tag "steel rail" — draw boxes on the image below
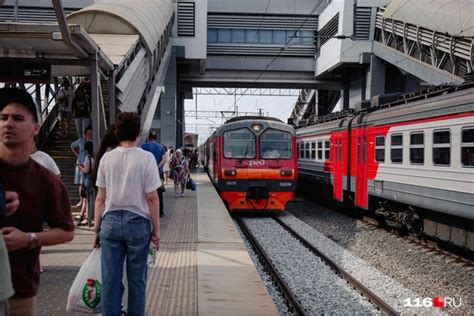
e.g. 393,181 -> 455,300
273,217 -> 399,316
234,216 -> 306,316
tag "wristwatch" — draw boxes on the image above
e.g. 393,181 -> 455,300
28,233 -> 39,249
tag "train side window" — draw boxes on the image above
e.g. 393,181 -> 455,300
325,140 -> 330,160
311,141 -> 316,159
305,142 -> 310,159
391,134 -> 403,163
461,128 -> 474,167
433,130 -> 450,166
317,141 -> 323,160
375,136 -> 385,162
297,142 -> 300,158
299,142 -> 304,159
223,128 -> 256,159
410,132 -> 424,164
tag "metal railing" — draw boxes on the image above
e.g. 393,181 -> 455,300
375,8 -> 473,78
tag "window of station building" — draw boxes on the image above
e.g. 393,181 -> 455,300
390,134 -> 403,163
259,30 -> 272,44
260,129 -> 292,159
409,132 -> 424,164
317,141 -> 323,160
231,29 -> 245,43
217,29 -> 231,42
272,30 -> 287,44
433,130 -> 450,166
208,29 -> 217,43
207,28 -> 314,46
325,140 -> 330,159
311,141 -> 316,159
375,136 -> 385,162
223,128 -> 255,159
461,127 -> 474,167
245,29 -> 259,43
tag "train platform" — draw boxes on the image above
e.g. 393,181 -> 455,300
36,170 -> 278,315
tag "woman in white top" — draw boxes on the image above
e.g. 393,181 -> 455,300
93,112 -> 160,316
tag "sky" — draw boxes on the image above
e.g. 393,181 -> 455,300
184,92 -> 299,144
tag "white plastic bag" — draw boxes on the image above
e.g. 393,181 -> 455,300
66,248 -> 102,313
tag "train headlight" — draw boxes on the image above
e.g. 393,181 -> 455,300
251,124 -> 263,133
224,169 -> 237,176
280,169 -> 292,176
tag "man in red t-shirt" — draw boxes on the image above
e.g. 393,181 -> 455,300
0,87 -> 74,316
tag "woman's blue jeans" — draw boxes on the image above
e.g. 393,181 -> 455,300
99,210 -> 151,316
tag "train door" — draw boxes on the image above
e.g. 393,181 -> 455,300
355,128 -> 368,209
332,134 -> 343,202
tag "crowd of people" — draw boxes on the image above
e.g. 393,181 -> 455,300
56,78 -> 91,139
0,85 -> 201,315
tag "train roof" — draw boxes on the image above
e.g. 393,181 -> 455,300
225,115 -> 284,124
296,82 -> 474,131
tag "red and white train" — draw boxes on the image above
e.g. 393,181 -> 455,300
202,116 -> 298,212
296,83 -> 474,250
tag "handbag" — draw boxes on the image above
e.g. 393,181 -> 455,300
67,248 -> 102,313
186,177 -> 192,190
186,177 -> 196,191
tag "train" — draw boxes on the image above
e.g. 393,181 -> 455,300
296,82 -> 474,251
201,116 -> 298,212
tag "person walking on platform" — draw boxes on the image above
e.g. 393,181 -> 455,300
72,87 -> 91,139
171,148 -> 189,197
30,136 -> 61,177
0,87 -> 74,316
163,145 -> 173,184
71,126 -> 93,207
93,112 -> 161,316
141,131 -> 166,217
56,79 -> 74,138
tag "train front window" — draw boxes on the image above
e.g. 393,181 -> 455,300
223,128 -> 255,159
260,129 -> 292,159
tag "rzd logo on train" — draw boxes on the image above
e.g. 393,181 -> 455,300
249,160 -> 265,167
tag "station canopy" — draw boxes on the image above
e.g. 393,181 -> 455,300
384,0 -> 474,37
67,0 -> 174,64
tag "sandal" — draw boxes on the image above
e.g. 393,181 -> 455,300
77,219 -> 88,226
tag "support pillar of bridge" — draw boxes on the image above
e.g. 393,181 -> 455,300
366,54 -> 386,99
150,48 -> 178,148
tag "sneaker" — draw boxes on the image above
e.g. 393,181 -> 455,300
175,194 -> 179,197
180,193 -> 184,197
40,266 -> 44,273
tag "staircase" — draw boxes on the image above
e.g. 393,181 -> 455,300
41,122 -> 81,209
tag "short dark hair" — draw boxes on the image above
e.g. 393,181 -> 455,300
84,141 -> 93,156
0,87 -> 38,122
115,112 -> 140,142
148,131 -> 157,140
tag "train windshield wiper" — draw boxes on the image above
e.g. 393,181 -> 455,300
238,144 -> 248,164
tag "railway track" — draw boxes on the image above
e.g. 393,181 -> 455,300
359,216 -> 474,266
235,215 -> 399,315
234,216 -> 306,315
